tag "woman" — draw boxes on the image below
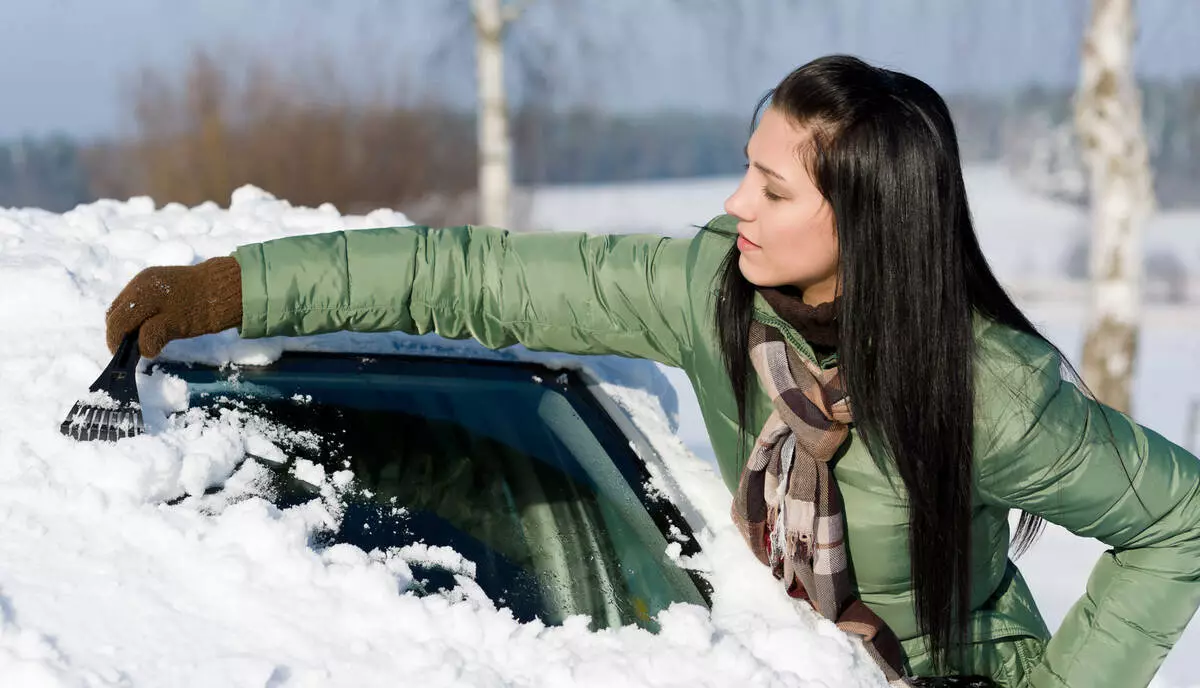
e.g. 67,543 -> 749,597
104,55 -> 1200,687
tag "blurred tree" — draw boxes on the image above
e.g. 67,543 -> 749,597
1074,0 -> 1156,413
471,0 -> 526,229
87,48 -> 476,216
453,0 -> 754,228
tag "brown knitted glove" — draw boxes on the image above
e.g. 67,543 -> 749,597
105,256 -> 243,357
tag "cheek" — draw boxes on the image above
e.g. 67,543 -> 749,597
737,202 -> 838,287
777,222 -> 833,262
763,219 -> 838,281
808,229 -> 839,270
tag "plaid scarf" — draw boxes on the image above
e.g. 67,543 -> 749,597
731,320 -> 910,685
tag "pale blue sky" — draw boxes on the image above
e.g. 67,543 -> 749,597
0,0 -> 1197,139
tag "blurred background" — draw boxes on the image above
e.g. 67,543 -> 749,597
2,0 -> 1199,220
4,0 -> 1191,438
1,1 -> 1198,684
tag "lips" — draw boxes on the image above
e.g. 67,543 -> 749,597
736,233 -> 761,251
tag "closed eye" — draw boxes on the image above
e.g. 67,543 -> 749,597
745,160 -> 785,201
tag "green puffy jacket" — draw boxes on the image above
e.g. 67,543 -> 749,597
232,214 -> 1200,687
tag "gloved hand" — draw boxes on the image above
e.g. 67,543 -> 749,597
105,256 -> 243,357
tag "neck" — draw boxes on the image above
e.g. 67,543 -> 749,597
756,285 -> 841,350
800,278 -> 839,307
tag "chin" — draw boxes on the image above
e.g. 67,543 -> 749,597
737,256 -> 767,286
737,257 -> 790,288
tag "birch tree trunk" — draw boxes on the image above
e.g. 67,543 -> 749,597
1074,0 -> 1155,414
473,0 -> 513,229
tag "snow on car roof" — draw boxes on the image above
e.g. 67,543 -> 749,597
0,187 -> 891,686
161,328 -> 684,435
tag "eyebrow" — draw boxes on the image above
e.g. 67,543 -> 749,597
754,162 -> 786,183
743,144 -> 787,183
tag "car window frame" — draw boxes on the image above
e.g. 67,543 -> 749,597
152,350 -> 714,608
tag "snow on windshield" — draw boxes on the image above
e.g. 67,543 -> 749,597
0,187 -> 891,686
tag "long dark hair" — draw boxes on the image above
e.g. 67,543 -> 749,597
716,55 -> 1055,672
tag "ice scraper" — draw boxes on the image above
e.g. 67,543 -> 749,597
59,330 -> 145,441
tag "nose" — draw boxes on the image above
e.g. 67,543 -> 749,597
724,176 -> 754,222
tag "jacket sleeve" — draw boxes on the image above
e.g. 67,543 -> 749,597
232,224 -> 698,368
975,333 -> 1200,688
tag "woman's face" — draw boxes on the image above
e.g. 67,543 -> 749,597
723,107 -> 840,304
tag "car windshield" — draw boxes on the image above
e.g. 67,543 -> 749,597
156,352 -> 709,632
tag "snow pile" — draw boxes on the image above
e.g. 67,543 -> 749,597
0,188 -> 891,687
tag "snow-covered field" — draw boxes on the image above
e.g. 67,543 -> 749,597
0,166 -> 1196,687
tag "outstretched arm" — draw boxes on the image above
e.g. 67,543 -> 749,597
234,224 -> 700,368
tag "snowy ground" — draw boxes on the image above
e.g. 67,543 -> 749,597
1,166 -> 1196,687
529,166 -> 1200,688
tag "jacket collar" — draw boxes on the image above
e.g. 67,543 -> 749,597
751,292 -> 827,366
